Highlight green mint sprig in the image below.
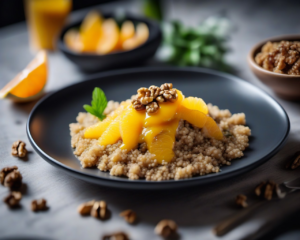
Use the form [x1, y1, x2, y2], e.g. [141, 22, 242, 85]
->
[83, 87, 107, 120]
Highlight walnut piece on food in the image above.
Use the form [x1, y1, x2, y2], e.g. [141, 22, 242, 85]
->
[146, 102, 159, 113]
[235, 194, 248, 208]
[102, 232, 129, 240]
[131, 99, 146, 111]
[155, 219, 178, 238]
[91, 200, 108, 220]
[77, 200, 95, 216]
[119, 209, 137, 224]
[12, 140, 27, 158]
[255, 180, 285, 200]
[31, 198, 48, 212]
[3, 191, 22, 208]
[0, 166, 22, 190]
[286, 151, 300, 170]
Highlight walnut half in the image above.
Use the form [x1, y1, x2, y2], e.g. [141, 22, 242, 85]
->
[3, 191, 22, 208]
[0, 166, 22, 190]
[31, 198, 48, 212]
[77, 200, 95, 216]
[102, 232, 129, 240]
[91, 200, 108, 220]
[120, 209, 137, 224]
[12, 140, 27, 158]
[235, 194, 248, 208]
[155, 219, 178, 238]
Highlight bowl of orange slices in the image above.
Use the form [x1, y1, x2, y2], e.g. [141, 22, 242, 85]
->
[58, 11, 162, 72]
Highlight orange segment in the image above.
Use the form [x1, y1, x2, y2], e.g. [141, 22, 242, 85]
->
[120, 21, 135, 44]
[203, 117, 223, 140]
[84, 102, 129, 139]
[180, 97, 208, 114]
[64, 28, 83, 52]
[98, 114, 123, 146]
[80, 11, 102, 52]
[177, 105, 208, 129]
[122, 23, 149, 51]
[0, 50, 47, 101]
[97, 18, 119, 54]
[144, 119, 179, 164]
[120, 106, 145, 151]
[144, 90, 184, 127]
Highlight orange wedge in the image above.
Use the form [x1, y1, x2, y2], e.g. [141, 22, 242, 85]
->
[97, 18, 120, 54]
[122, 23, 149, 51]
[118, 20, 135, 49]
[0, 50, 47, 102]
[80, 11, 103, 52]
[64, 28, 83, 52]
[181, 97, 208, 114]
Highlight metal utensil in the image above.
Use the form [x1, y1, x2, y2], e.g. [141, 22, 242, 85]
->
[213, 177, 300, 237]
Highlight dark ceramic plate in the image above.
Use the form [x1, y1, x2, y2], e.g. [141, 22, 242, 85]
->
[58, 13, 161, 72]
[27, 67, 290, 190]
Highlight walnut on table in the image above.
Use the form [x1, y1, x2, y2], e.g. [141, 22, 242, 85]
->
[255, 180, 285, 200]
[0, 166, 22, 190]
[102, 232, 129, 240]
[91, 200, 108, 220]
[3, 191, 22, 208]
[31, 198, 48, 212]
[155, 219, 178, 238]
[11, 140, 27, 158]
[286, 151, 300, 170]
[119, 209, 137, 224]
[235, 194, 248, 208]
[77, 200, 95, 216]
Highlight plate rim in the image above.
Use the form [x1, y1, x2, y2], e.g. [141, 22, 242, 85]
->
[26, 67, 290, 188]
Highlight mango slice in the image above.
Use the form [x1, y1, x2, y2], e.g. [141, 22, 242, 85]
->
[203, 117, 223, 140]
[97, 18, 119, 54]
[144, 90, 183, 127]
[177, 105, 208, 129]
[120, 106, 145, 151]
[181, 97, 208, 114]
[98, 114, 123, 146]
[122, 23, 149, 51]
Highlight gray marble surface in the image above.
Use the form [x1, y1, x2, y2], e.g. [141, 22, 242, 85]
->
[1, 0, 300, 239]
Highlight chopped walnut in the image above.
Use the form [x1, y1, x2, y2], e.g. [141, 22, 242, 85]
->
[91, 200, 108, 220]
[286, 151, 300, 170]
[12, 140, 27, 158]
[102, 232, 129, 240]
[255, 180, 285, 200]
[120, 209, 137, 224]
[77, 200, 95, 216]
[155, 219, 178, 238]
[3, 191, 22, 208]
[255, 41, 300, 75]
[133, 83, 178, 113]
[0, 166, 22, 190]
[31, 198, 48, 212]
[235, 194, 248, 208]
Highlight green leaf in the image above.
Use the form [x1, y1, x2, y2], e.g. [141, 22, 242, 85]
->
[83, 87, 107, 120]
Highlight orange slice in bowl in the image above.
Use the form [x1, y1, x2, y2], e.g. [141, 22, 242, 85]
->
[97, 18, 120, 54]
[122, 23, 149, 51]
[64, 28, 83, 52]
[0, 50, 47, 102]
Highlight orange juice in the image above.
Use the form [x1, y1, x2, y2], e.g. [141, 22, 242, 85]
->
[25, 0, 72, 50]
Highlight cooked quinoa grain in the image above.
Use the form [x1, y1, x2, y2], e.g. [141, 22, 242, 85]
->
[69, 102, 251, 181]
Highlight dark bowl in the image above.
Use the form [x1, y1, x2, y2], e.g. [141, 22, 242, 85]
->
[248, 34, 300, 100]
[58, 13, 162, 72]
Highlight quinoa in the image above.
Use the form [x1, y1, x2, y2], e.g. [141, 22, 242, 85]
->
[69, 101, 251, 181]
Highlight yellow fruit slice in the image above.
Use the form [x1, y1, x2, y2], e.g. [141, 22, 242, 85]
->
[120, 21, 135, 44]
[98, 114, 123, 146]
[97, 18, 120, 54]
[120, 106, 145, 151]
[84, 102, 129, 139]
[122, 23, 149, 51]
[144, 119, 179, 164]
[64, 28, 83, 52]
[80, 11, 102, 52]
[203, 117, 223, 140]
[144, 90, 184, 127]
[177, 105, 208, 129]
[180, 97, 208, 114]
[0, 50, 47, 102]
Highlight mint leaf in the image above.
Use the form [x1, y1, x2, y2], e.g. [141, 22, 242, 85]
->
[83, 87, 107, 120]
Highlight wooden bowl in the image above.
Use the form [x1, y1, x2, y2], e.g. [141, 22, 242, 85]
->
[248, 35, 300, 100]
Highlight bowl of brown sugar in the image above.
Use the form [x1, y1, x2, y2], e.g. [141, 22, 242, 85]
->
[248, 35, 300, 100]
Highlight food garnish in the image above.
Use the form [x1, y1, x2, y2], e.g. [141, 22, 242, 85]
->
[83, 87, 107, 120]
[0, 51, 47, 102]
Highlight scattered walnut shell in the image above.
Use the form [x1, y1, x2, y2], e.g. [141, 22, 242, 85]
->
[3, 191, 22, 208]
[286, 151, 300, 170]
[119, 209, 137, 224]
[91, 200, 108, 220]
[31, 198, 48, 212]
[155, 219, 178, 238]
[0, 166, 22, 190]
[235, 194, 248, 208]
[12, 140, 27, 158]
[77, 200, 95, 216]
[102, 232, 129, 240]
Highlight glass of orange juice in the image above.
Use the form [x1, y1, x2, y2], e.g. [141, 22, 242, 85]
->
[25, 0, 72, 51]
